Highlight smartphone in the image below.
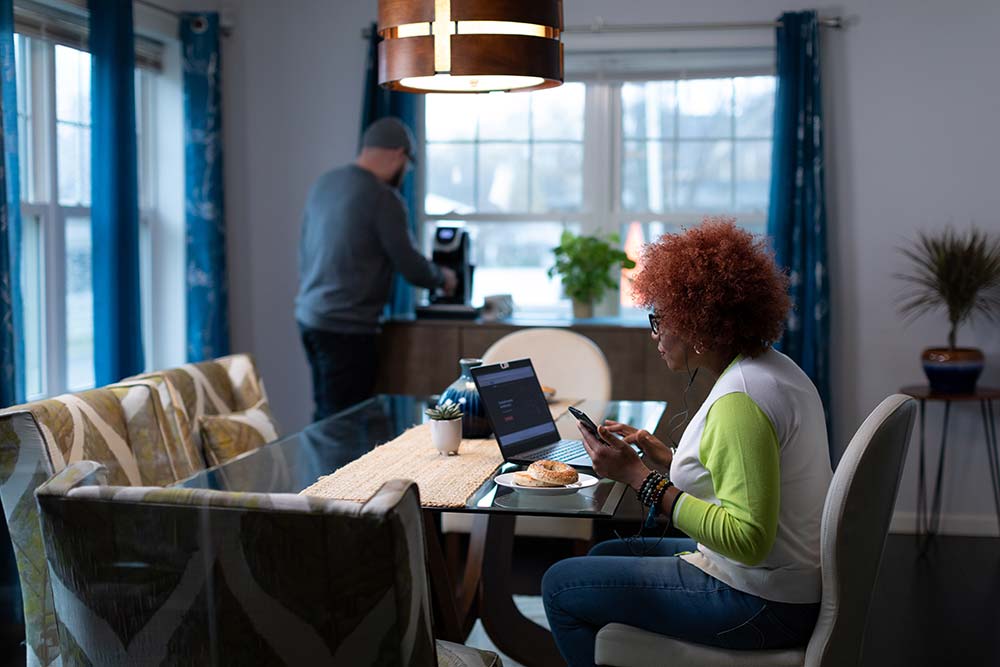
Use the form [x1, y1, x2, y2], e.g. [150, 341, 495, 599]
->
[568, 406, 643, 455]
[568, 406, 608, 444]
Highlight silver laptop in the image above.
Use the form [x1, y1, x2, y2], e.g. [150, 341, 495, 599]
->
[471, 358, 594, 469]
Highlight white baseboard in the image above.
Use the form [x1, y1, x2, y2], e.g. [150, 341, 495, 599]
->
[890, 510, 1000, 537]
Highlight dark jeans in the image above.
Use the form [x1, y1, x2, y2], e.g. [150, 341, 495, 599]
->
[542, 538, 820, 667]
[299, 324, 378, 422]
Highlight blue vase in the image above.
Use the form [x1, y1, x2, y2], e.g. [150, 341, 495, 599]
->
[439, 358, 492, 439]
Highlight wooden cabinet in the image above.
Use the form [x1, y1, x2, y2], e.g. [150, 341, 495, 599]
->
[375, 318, 711, 442]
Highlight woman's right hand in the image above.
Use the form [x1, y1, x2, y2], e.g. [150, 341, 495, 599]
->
[603, 420, 673, 469]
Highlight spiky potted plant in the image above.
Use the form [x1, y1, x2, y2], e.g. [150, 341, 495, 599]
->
[425, 401, 464, 455]
[896, 227, 1000, 393]
[548, 231, 636, 319]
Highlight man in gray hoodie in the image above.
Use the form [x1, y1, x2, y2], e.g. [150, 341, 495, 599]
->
[296, 118, 456, 421]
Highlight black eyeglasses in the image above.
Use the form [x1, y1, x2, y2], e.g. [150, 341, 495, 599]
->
[648, 312, 661, 335]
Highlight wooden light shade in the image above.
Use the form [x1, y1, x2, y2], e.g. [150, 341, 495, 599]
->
[378, 0, 564, 93]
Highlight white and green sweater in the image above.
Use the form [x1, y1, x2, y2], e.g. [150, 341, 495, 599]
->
[669, 348, 832, 604]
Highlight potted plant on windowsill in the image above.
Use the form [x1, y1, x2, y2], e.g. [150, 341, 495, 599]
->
[896, 227, 1000, 394]
[548, 230, 636, 319]
[425, 401, 464, 455]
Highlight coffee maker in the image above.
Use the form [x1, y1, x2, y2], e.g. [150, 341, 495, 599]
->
[415, 226, 479, 319]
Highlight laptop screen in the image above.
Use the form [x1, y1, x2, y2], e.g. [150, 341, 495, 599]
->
[471, 358, 560, 455]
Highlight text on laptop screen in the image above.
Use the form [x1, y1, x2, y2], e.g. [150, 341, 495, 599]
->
[475, 365, 557, 447]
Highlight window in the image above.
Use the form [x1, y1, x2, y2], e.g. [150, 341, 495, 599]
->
[423, 73, 775, 317]
[424, 84, 586, 314]
[618, 76, 775, 312]
[15, 34, 157, 398]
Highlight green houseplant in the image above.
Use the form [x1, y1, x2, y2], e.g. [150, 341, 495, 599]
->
[896, 227, 1000, 393]
[425, 401, 464, 455]
[548, 231, 636, 319]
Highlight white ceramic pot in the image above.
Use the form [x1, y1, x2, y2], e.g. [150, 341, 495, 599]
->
[431, 418, 463, 455]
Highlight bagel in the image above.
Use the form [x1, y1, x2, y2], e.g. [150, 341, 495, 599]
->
[527, 460, 579, 486]
[513, 471, 562, 487]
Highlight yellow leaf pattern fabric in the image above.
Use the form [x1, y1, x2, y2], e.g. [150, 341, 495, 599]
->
[199, 399, 280, 467]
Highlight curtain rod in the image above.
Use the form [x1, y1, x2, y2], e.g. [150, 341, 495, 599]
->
[133, 0, 232, 35]
[360, 16, 845, 39]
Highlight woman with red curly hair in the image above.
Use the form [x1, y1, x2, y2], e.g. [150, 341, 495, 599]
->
[543, 219, 833, 666]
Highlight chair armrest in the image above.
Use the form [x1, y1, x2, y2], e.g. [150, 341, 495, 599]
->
[35, 461, 109, 497]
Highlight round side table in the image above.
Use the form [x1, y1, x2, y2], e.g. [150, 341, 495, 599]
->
[899, 386, 1000, 548]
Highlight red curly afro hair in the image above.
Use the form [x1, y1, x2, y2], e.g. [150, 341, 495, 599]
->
[632, 217, 790, 358]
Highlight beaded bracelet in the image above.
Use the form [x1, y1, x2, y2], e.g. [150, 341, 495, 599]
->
[637, 471, 671, 507]
[637, 471, 660, 504]
[648, 477, 671, 510]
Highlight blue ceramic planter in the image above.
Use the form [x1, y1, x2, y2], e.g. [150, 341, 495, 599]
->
[921, 348, 984, 394]
[439, 358, 493, 438]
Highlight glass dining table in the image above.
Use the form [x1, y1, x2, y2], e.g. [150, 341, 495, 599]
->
[178, 394, 667, 666]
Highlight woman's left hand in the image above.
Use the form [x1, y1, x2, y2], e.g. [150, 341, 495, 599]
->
[578, 424, 650, 491]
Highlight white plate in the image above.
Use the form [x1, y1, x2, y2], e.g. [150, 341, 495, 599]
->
[494, 471, 599, 496]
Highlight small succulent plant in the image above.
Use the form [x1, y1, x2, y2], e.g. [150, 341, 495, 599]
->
[425, 401, 463, 421]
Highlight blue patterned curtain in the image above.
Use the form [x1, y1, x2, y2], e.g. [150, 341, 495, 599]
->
[0, 0, 22, 627]
[90, 0, 144, 385]
[0, 0, 21, 407]
[181, 13, 229, 362]
[768, 11, 831, 423]
[361, 22, 420, 317]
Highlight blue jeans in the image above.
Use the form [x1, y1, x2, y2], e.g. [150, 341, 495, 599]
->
[542, 538, 819, 667]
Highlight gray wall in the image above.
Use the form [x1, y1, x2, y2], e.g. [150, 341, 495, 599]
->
[215, 0, 1000, 534]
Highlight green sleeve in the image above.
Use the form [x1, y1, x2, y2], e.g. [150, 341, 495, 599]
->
[673, 392, 780, 566]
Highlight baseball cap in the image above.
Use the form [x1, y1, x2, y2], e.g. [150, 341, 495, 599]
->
[362, 117, 417, 163]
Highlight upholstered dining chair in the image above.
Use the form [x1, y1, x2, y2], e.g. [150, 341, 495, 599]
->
[35, 461, 502, 667]
[121, 353, 278, 469]
[593, 394, 917, 667]
[443, 328, 613, 548]
[482, 328, 612, 404]
[0, 384, 179, 667]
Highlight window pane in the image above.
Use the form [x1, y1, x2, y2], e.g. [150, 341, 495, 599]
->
[14, 34, 32, 203]
[676, 140, 732, 210]
[622, 81, 676, 140]
[622, 140, 674, 212]
[425, 94, 478, 142]
[734, 76, 775, 138]
[531, 83, 584, 140]
[65, 217, 94, 391]
[425, 143, 475, 215]
[677, 79, 732, 139]
[477, 93, 529, 141]
[81, 126, 91, 206]
[56, 123, 82, 206]
[619, 221, 647, 313]
[21, 213, 43, 398]
[532, 143, 582, 212]
[55, 45, 89, 124]
[478, 143, 529, 212]
[432, 221, 574, 313]
[56, 45, 91, 206]
[735, 140, 771, 211]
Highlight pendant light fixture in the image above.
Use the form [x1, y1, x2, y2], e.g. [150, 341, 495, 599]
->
[377, 0, 564, 93]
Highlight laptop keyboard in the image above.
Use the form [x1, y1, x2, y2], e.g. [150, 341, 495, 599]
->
[527, 440, 587, 463]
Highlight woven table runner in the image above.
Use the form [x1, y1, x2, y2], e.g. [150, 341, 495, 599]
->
[301, 399, 582, 507]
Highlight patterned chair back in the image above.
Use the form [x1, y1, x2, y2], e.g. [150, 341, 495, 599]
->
[0, 384, 177, 667]
[122, 353, 273, 471]
[35, 461, 436, 666]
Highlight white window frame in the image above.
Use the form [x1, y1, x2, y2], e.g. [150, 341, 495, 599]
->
[17, 34, 157, 399]
[420, 76, 772, 318]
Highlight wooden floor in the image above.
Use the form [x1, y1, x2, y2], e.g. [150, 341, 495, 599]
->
[2, 534, 997, 665]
